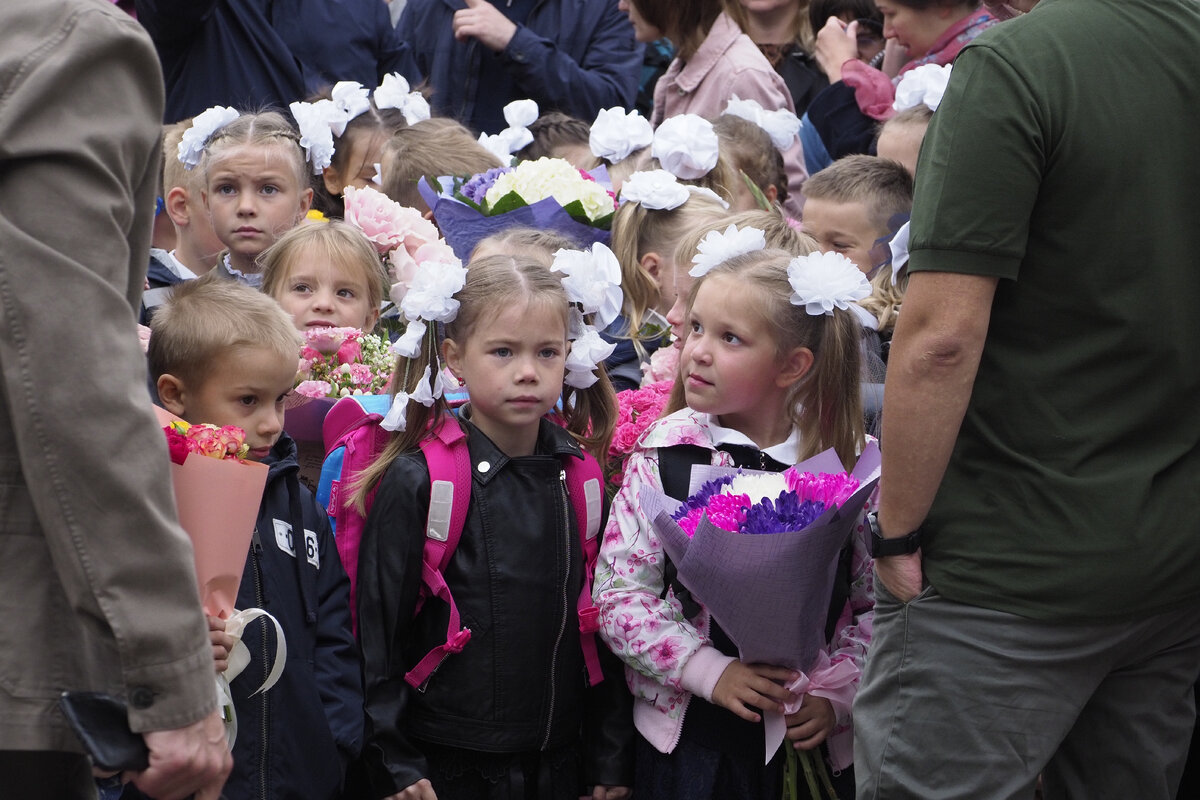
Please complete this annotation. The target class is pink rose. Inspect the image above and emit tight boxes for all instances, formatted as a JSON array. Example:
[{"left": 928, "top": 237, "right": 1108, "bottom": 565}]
[
  {"left": 348, "top": 363, "right": 373, "bottom": 385},
  {"left": 609, "top": 424, "right": 640, "bottom": 457},
  {"left": 344, "top": 184, "right": 438, "bottom": 255},
  {"left": 296, "top": 380, "right": 333, "bottom": 398},
  {"left": 303, "top": 326, "right": 360, "bottom": 355},
  {"left": 187, "top": 424, "right": 224, "bottom": 458},
  {"left": 335, "top": 337, "right": 362, "bottom": 365}
]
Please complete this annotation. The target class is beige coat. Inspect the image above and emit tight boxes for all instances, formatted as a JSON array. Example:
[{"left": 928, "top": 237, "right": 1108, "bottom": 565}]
[{"left": 0, "top": 0, "right": 215, "bottom": 752}]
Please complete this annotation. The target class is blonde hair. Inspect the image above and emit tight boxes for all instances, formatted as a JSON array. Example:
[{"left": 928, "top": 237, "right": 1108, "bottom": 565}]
[
  {"left": 673, "top": 207, "right": 817, "bottom": 267},
  {"left": 259, "top": 220, "right": 390, "bottom": 314},
  {"left": 200, "top": 110, "right": 308, "bottom": 189},
  {"left": 645, "top": 151, "right": 740, "bottom": 207},
  {"left": 683, "top": 249, "right": 866, "bottom": 469},
  {"left": 858, "top": 265, "right": 907, "bottom": 336},
  {"left": 471, "top": 226, "right": 580, "bottom": 267},
  {"left": 380, "top": 119, "right": 504, "bottom": 209},
  {"left": 148, "top": 275, "right": 302, "bottom": 387},
  {"left": 352, "top": 256, "right": 618, "bottom": 508},
  {"left": 801, "top": 154, "right": 913, "bottom": 233},
  {"left": 713, "top": 115, "right": 788, "bottom": 206},
  {"left": 609, "top": 193, "right": 727, "bottom": 350},
  {"left": 162, "top": 120, "right": 199, "bottom": 197}
]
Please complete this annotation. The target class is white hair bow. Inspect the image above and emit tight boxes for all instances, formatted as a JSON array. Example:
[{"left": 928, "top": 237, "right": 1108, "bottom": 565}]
[
  {"left": 590, "top": 106, "right": 654, "bottom": 163},
  {"left": 478, "top": 99, "right": 540, "bottom": 163},
  {"left": 177, "top": 105, "right": 240, "bottom": 169},
  {"left": 689, "top": 225, "right": 767, "bottom": 277},
  {"left": 651, "top": 114, "right": 719, "bottom": 180},
  {"left": 893, "top": 64, "right": 952, "bottom": 112},
  {"left": 373, "top": 73, "right": 431, "bottom": 125},
  {"left": 787, "top": 252, "right": 873, "bottom": 315},
  {"left": 723, "top": 95, "right": 801, "bottom": 151}
]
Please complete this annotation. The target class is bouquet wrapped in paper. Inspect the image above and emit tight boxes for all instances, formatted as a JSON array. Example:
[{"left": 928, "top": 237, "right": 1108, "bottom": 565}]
[
  {"left": 418, "top": 157, "right": 617, "bottom": 260},
  {"left": 286, "top": 326, "right": 395, "bottom": 442},
  {"left": 638, "top": 443, "right": 880, "bottom": 767}
]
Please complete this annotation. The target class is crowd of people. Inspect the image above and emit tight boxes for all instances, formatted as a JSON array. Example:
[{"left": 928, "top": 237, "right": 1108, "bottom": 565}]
[{"left": 2, "top": 0, "right": 1198, "bottom": 799}]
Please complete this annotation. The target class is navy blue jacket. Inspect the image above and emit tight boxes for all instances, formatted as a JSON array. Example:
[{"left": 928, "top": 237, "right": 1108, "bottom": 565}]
[
  {"left": 397, "top": 0, "right": 642, "bottom": 134},
  {"left": 134, "top": 0, "right": 415, "bottom": 122},
  {"left": 229, "top": 433, "right": 364, "bottom": 800}
]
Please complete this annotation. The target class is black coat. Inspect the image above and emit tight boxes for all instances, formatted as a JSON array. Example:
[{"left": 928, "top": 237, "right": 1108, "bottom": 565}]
[{"left": 357, "top": 418, "right": 634, "bottom": 797}]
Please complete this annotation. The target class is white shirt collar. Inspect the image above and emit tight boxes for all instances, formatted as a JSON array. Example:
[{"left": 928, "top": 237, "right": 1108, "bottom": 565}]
[{"left": 706, "top": 416, "right": 801, "bottom": 465}]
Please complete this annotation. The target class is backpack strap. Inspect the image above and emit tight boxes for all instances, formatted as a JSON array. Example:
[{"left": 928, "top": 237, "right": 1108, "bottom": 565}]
[
  {"left": 656, "top": 444, "right": 712, "bottom": 620},
  {"left": 564, "top": 451, "right": 605, "bottom": 687},
  {"left": 406, "top": 418, "right": 473, "bottom": 690}
]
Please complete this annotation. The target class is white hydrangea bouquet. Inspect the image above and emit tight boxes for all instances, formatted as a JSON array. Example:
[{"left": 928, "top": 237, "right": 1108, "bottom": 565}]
[{"left": 418, "top": 156, "right": 618, "bottom": 260}]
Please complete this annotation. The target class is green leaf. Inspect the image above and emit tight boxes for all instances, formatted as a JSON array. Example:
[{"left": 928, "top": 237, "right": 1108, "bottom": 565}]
[
  {"left": 740, "top": 169, "right": 772, "bottom": 211},
  {"left": 485, "top": 190, "right": 527, "bottom": 216}
]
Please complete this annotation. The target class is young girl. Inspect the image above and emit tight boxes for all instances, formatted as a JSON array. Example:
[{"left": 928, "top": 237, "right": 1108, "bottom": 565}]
[
  {"left": 310, "top": 94, "right": 409, "bottom": 218},
  {"left": 260, "top": 220, "right": 388, "bottom": 333},
  {"left": 713, "top": 114, "right": 790, "bottom": 211},
  {"left": 594, "top": 245, "right": 874, "bottom": 800},
  {"left": 606, "top": 182, "right": 727, "bottom": 391},
  {"left": 354, "top": 256, "right": 632, "bottom": 800},
  {"left": 193, "top": 110, "right": 314, "bottom": 288}
]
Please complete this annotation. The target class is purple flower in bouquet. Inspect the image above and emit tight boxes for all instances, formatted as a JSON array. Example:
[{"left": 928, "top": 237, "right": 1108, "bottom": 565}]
[
  {"left": 459, "top": 166, "right": 512, "bottom": 206},
  {"left": 742, "top": 493, "right": 828, "bottom": 535}
]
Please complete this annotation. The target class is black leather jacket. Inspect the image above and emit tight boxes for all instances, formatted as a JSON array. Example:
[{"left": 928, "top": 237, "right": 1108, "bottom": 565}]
[{"left": 357, "top": 418, "right": 633, "bottom": 797}]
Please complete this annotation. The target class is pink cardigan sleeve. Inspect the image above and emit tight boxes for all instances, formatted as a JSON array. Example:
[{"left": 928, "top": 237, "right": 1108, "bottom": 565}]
[{"left": 841, "top": 58, "right": 897, "bottom": 121}]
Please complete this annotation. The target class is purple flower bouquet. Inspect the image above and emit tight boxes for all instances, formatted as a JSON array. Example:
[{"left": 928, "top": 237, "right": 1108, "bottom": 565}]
[
  {"left": 638, "top": 442, "right": 881, "bottom": 763},
  {"left": 418, "top": 157, "right": 616, "bottom": 260}
]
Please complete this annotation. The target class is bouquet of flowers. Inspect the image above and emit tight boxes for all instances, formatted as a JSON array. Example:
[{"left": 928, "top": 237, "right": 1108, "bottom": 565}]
[
  {"left": 608, "top": 381, "right": 672, "bottom": 487},
  {"left": 418, "top": 157, "right": 618, "bottom": 260},
  {"left": 286, "top": 326, "right": 395, "bottom": 447},
  {"left": 638, "top": 444, "right": 880, "bottom": 779}
]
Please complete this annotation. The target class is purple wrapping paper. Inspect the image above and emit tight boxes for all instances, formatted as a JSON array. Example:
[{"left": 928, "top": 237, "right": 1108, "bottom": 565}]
[
  {"left": 418, "top": 176, "right": 613, "bottom": 261},
  {"left": 639, "top": 443, "right": 881, "bottom": 761},
  {"left": 283, "top": 395, "right": 337, "bottom": 445}
]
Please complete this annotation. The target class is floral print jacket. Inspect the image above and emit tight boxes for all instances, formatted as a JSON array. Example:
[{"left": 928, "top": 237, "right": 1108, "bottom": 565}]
[{"left": 592, "top": 408, "right": 876, "bottom": 769}]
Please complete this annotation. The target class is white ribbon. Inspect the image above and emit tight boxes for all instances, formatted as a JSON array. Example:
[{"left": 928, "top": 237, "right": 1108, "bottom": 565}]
[
  {"left": 893, "top": 64, "right": 952, "bottom": 112},
  {"left": 787, "top": 251, "right": 873, "bottom": 315},
  {"left": 374, "top": 73, "right": 432, "bottom": 125},
  {"left": 689, "top": 224, "right": 767, "bottom": 277},
  {"left": 217, "top": 607, "right": 288, "bottom": 747},
  {"left": 329, "top": 81, "right": 372, "bottom": 135},
  {"left": 590, "top": 106, "right": 654, "bottom": 162},
  {"left": 651, "top": 114, "right": 719, "bottom": 180},
  {"left": 178, "top": 106, "right": 240, "bottom": 170},
  {"left": 723, "top": 95, "right": 801, "bottom": 151},
  {"left": 289, "top": 100, "right": 337, "bottom": 174}
]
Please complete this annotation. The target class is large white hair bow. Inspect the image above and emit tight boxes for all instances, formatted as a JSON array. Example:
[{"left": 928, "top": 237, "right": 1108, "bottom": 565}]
[
  {"left": 723, "top": 96, "right": 801, "bottom": 151},
  {"left": 178, "top": 105, "right": 240, "bottom": 169},
  {"left": 478, "top": 99, "right": 540, "bottom": 163},
  {"left": 590, "top": 106, "right": 654, "bottom": 163},
  {"left": 787, "top": 252, "right": 872, "bottom": 315},
  {"left": 651, "top": 114, "right": 719, "bottom": 180},
  {"left": 689, "top": 225, "right": 767, "bottom": 277},
  {"left": 893, "top": 64, "right": 952, "bottom": 112},
  {"left": 373, "top": 73, "right": 431, "bottom": 125}
]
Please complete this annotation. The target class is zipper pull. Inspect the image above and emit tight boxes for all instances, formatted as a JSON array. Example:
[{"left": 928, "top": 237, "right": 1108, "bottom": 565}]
[{"left": 251, "top": 528, "right": 263, "bottom": 553}]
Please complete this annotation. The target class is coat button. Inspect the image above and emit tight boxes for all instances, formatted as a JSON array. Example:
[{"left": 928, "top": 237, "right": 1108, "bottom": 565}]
[
  {"left": 129, "top": 687, "right": 155, "bottom": 709},
  {"left": 477, "top": 461, "right": 490, "bottom": 473}
]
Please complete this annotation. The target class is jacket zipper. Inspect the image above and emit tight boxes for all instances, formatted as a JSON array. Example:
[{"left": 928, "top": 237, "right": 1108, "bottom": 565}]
[
  {"left": 251, "top": 529, "right": 268, "bottom": 800},
  {"left": 541, "top": 469, "right": 571, "bottom": 750}
]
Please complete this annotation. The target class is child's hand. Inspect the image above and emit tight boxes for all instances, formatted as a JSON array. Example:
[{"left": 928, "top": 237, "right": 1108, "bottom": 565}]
[
  {"left": 386, "top": 778, "right": 438, "bottom": 800},
  {"left": 584, "top": 786, "right": 631, "bottom": 800},
  {"left": 207, "top": 616, "right": 235, "bottom": 674},
  {"left": 785, "top": 694, "right": 837, "bottom": 750},
  {"left": 711, "top": 661, "right": 798, "bottom": 723}
]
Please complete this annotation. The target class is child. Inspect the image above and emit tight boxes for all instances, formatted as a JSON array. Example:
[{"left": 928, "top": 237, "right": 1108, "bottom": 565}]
[
  {"left": 874, "top": 105, "right": 932, "bottom": 177},
  {"left": 354, "top": 255, "right": 634, "bottom": 799},
  {"left": 379, "top": 118, "right": 505, "bottom": 213},
  {"left": 516, "top": 111, "right": 601, "bottom": 170},
  {"left": 192, "top": 110, "right": 314, "bottom": 288},
  {"left": 147, "top": 278, "right": 364, "bottom": 800},
  {"left": 713, "top": 114, "right": 790, "bottom": 211},
  {"left": 260, "top": 220, "right": 388, "bottom": 333},
  {"left": 594, "top": 245, "right": 873, "bottom": 800},
  {"left": 308, "top": 92, "right": 410, "bottom": 219},
  {"left": 608, "top": 181, "right": 727, "bottom": 390},
  {"left": 470, "top": 226, "right": 580, "bottom": 266},
  {"left": 799, "top": 154, "right": 913, "bottom": 274}
]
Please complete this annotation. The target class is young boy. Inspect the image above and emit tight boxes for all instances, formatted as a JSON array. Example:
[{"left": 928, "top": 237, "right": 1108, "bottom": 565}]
[
  {"left": 147, "top": 278, "right": 363, "bottom": 800},
  {"left": 799, "top": 154, "right": 913, "bottom": 274},
  {"left": 141, "top": 120, "right": 225, "bottom": 324}
]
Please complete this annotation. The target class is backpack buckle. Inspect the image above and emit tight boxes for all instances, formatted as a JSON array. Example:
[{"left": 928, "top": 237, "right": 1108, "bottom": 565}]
[
  {"left": 577, "top": 606, "right": 600, "bottom": 634},
  {"left": 446, "top": 627, "right": 472, "bottom": 653}
]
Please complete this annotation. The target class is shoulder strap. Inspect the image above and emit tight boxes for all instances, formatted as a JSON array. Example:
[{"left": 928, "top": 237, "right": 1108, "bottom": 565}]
[
  {"left": 564, "top": 451, "right": 605, "bottom": 687},
  {"left": 657, "top": 444, "right": 715, "bottom": 621},
  {"left": 405, "top": 417, "right": 473, "bottom": 690}
]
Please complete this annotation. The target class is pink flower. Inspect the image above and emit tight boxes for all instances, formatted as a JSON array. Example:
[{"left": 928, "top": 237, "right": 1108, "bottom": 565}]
[
  {"left": 345, "top": 184, "right": 439, "bottom": 255},
  {"left": 615, "top": 612, "right": 642, "bottom": 641},
  {"left": 296, "top": 380, "right": 333, "bottom": 398},
  {"left": 303, "top": 326, "right": 360, "bottom": 355},
  {"left": 648, "top": 636, "right": 686, "bottom": 671},
  {"left": 335, "top": 337, "right": 363, "bottom": 365},
  {"left": 348, "top": 363, "right": 373, "bottom": 385}
]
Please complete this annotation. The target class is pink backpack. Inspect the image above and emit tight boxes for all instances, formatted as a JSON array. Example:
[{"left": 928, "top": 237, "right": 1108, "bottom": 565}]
[{"left": 319, "top": 396, "right": 607, "bottom": 689}]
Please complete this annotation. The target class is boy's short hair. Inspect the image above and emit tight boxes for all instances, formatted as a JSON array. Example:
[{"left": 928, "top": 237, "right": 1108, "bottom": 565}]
[
  {"left": 802, "top": 154, "right": 914, "bottom": 232},
  {"left": 148, "top": 275, "right": 302, "bottom": 387},
  {"left": 162, "top": 120, "right": 196, "bottom": 197},
  {"left": 380, "top": 119, "right": 504, "bottom": 209}
]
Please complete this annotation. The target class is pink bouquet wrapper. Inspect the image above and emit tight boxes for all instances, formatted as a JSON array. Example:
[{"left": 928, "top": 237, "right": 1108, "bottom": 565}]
[
  {"left": 154, "top": 406, "right": 268, "bottom": 618},
  {"left": 639, "top": 443, "right": 881, "bottom": 761}
]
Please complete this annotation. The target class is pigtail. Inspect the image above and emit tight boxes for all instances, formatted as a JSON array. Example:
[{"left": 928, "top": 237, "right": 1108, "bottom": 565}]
[
  {"left": 561, "top": 368, "right": 618, "bottom": 466},
  {"left": 793, "top": 308, "right": 865, "bottom": 471}
]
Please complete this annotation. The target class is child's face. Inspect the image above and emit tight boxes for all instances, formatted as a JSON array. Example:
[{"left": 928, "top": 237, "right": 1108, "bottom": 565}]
[
  {"left": 681, "top": 275, "right": 803, "bottom": 434},
  {"left": 801, "top": 197, "right": 882, "bottom": 274},
  {"left": 162, "top": 345, "right": 299, "bottom": 461},
  {"left": 443, "top": 299, "right": 567, "bottom": 457},
  {"left": 204, "top": 143, "right": 313, "bottom": 272},
  {"left": 323, "top": 130, "right": 386, "bottom": 197},
  {"left": 664, "top": 257, "right": 695, "bottom": 349},
  {"left": 276, "top": 252, "right": 380, "bottom": 332}
]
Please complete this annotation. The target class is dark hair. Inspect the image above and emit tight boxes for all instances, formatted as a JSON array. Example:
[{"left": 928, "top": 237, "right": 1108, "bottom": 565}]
[
  {"left": 515, "top": 112, "right": 599, "bottom": 168},
  {"left": 808, "top": 0, "right": 882, "bottom": 34},
  {"left": 634, "top": 0, "right": 724, "bottom": 61},
  {"left": 713, "top": 115, "right": 788, "bottom": 206}
]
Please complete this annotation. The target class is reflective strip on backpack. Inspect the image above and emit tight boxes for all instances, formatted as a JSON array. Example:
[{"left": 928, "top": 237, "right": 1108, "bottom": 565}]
[
  {"left": 583, "top": 477, "right": 602, "bottom": 540},
  {"left": 427, "top": 479, "right": 455, "bottom": 542}
]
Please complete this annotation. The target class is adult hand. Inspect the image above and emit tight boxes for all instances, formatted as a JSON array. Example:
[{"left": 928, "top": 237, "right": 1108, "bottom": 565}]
[
  {"left": 127, "top": 711, "right": 231, "bottom": 800},
  {"left": 711, "top": 661, "right": 797, "bottom": 723},
  {"left": 874, "top": 551, "right": 924, "bottom": 603},
  {"left": 452, "top": 0, "right": 518, "bottom": 52},
  {"left": 207, "top": 615, "right": 235, "bottom": 674},
  {"left": 814, "top": 17, "right": 860, "bottom": 81},
  {"left": 385, "top": 778, "right": 439, "bottom": 800},
  {"left": 585, "top": 786, "right": 632, "bottom": 800},
  {"left": 881, "top": 38, "right": 908, "bottom": 78},
  {"left": 785, "top": 694, "right": 836, "bottom": 750}
]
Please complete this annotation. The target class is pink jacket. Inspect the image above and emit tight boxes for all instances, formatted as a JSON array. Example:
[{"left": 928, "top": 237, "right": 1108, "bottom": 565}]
[
  {"left": 593, "top": 408, "right": 876, "bottom": 771},
  {"left": 651, "top": 12, "right": 807, "bottom": 217}
]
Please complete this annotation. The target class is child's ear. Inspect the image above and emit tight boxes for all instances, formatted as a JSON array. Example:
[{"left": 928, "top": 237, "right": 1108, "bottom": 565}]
[
  {"left": 776, "top": 346, "right": 815, "bottom": 388},
  {"left": 156, "top": 374, "right": 188, "bottom": 417},
  {"left": 321, "top": 163, "right": 345, "bottom": 198},
  {"left": 165, "top": 186, "right": 191, "bottom": 228},
  {"left": 298, "top": 187, "right": 314, "bottom": 217},
  {"left": 765, "top": 184, "right": 779, "bottom": 205},
  {"left": 441, "top": 338, "right": 462, "bottom": 381},
  {"left": 639, "top": 251, "right": 663, "bottom": 282}
]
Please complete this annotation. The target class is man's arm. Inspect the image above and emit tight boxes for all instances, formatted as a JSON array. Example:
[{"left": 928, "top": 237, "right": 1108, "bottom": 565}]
[{"left": 875, "top": 270, "right": 997, "bottom": 601}]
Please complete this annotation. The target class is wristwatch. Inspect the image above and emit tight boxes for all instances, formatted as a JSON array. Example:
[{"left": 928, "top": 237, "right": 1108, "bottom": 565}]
[{"left": 867, "top": 511, "right": 921, "bottom": 558}]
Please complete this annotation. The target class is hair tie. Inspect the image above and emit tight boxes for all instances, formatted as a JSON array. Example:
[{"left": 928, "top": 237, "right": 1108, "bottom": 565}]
[
  {"left": 551, "top": 242, "right": 623, "bottom": 333},
  {"left": 590, "top": 106, "right": 654, "bottom": 163},
  {"left": 288, "top": 100, "right": 337, "bottom": 174},
  {"left": 373, "top": 73, "right": 431, "bottom": 125},
  {"left": 893, "top": 64, "right": 952, "bottom": 112},
  {"left": 787, "top": 252, "right": 872, "bottom": 316},
  {"left": 689, "top": 224, "right": 767, "bottom": 277},
  {"left": 651, "top": 114, "right": 719, "bottom": 180},
  {"left": 177, "top": 105, "right": 240, "bottom": 169},
  {"left": 723, "top": 95, "right": 801, "bottom": 151},
  {"left": 329, "top": 81, "right": 372, "bottom": 135},
  {"left": 478, "top": 99, "right": 540, "bottom": 163}
]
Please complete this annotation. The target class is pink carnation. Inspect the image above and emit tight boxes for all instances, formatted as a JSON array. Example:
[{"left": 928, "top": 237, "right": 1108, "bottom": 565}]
[
  {"left": 295, "top": 380, "right": 333, "bottom": 398},
  {"left": 345, "top": 184, "right": 439, "bottom": 255},
  {"left": 348, "top": 363, "right": 373, "bottom": 385}
]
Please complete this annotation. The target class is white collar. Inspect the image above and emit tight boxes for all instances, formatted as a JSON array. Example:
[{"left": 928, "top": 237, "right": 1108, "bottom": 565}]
[
  {"left": 163, "top": 249, "right": 198, "bottom": 281},
  {"left": 706, "top": 415, "right": 801, "bottom": 465}
]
